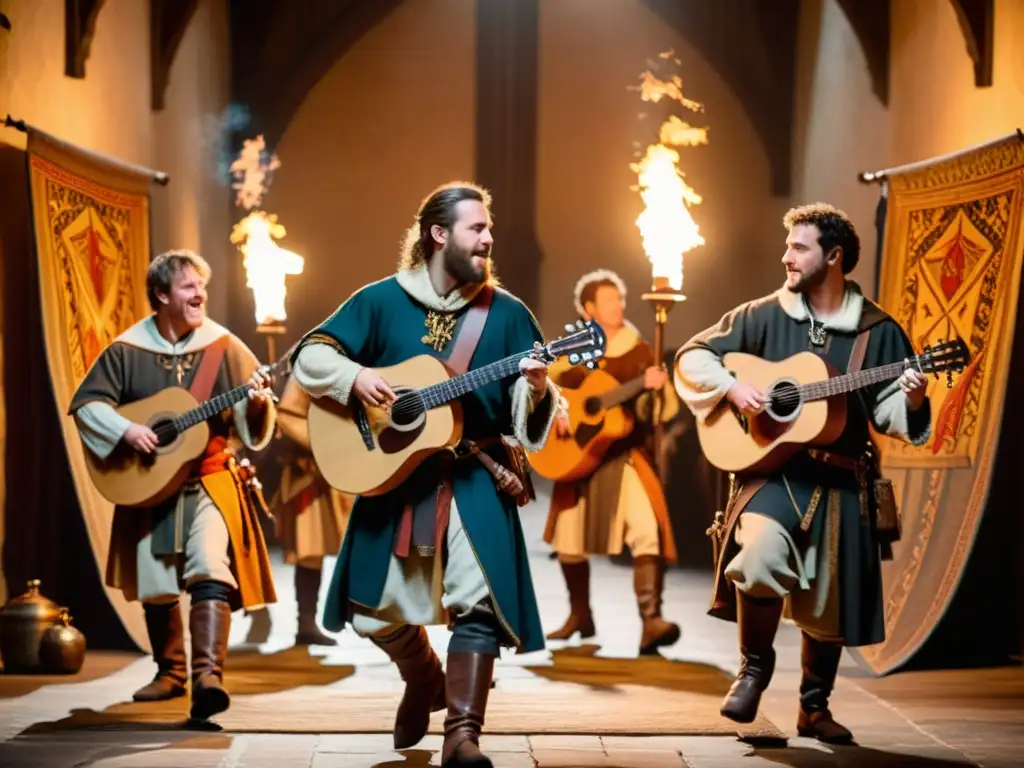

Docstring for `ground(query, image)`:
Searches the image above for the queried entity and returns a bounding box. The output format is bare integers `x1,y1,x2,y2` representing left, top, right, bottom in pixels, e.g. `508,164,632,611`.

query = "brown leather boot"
133,601,188,701
633,555,681,654
372,625,446,749
546,559,596,640
294,565,337,647
796,632,853,743
720,592,783,723
189,599,232,721
441,651,495,767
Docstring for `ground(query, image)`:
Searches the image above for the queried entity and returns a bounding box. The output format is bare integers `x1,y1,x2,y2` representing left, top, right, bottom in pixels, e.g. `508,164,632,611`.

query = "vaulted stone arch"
641,0,800,197
229,0,403,152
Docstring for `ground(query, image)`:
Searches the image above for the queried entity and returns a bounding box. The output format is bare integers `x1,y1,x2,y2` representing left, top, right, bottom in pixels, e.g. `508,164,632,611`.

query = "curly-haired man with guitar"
70,249,278,722
289,182,572,768
539,269,682,656
674,204,945,744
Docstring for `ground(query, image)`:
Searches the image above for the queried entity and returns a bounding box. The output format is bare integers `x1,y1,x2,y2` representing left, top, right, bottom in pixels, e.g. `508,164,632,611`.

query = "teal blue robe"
295,276,551,653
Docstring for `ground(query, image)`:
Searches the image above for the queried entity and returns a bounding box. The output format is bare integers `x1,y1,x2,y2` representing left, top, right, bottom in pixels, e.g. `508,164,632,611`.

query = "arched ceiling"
228,0,403,153
221,0,997,196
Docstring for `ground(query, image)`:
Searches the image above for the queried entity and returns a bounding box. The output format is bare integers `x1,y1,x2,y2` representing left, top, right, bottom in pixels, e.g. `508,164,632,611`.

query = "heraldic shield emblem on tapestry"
853,134,1024,676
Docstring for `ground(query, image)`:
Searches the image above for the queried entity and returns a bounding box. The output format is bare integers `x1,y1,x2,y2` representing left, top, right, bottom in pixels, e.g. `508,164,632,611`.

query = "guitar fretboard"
798,359,911,402
419,353,530,408
172,383,252,431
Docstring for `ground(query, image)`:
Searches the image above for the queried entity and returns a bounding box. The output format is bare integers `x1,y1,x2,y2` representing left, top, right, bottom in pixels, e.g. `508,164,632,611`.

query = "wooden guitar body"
83,387,211,508
696,351,847,474
307,355,462,497
527,368,635,482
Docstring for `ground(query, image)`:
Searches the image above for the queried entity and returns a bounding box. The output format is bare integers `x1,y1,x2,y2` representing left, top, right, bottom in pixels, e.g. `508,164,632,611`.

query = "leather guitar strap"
848,327,870,374
189,335,229,402
395,286,494,558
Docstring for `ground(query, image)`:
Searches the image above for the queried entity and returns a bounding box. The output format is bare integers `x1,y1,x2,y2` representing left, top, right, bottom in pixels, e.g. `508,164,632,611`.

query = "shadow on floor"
523,643,735,695
15,645,355,734
752,744,977,767
0,651,141,699
0,730,234,767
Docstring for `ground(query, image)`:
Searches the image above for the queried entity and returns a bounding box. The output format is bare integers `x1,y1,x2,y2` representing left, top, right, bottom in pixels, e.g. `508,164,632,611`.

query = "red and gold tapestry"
27,130,151,651
851,133,1024,675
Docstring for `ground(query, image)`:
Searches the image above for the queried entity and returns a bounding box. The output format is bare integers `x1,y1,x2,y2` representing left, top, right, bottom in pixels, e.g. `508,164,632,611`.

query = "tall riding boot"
441,651,495,767
546,559,595,640
244,607,272,645
133,601,188,701
633,555,681,654
294,565,337,646
797,632,853,743
189,599,232,721
371,625,447,749
720,592,783,723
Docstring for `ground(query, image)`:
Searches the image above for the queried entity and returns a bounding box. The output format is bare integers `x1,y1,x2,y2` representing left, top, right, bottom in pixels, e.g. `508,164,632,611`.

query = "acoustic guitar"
527,368,647,482
695,338,970,474
82,358,286,508
307,320,607,496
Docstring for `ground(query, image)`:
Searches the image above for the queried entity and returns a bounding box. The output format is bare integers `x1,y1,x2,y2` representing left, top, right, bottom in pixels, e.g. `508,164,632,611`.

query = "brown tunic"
543,334,678,562
69,318,278,610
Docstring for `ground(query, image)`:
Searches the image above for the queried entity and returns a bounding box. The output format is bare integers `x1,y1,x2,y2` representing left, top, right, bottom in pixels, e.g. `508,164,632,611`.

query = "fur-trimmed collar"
603,320,642,357
774,281,865,333
115,315,230,354
395,264,485,312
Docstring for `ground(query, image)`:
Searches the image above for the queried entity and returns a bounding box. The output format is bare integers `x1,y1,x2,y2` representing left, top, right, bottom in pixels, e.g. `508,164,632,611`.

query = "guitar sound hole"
583,396,602,416
151,419,179,448
390,392,425,428
767,381,800,420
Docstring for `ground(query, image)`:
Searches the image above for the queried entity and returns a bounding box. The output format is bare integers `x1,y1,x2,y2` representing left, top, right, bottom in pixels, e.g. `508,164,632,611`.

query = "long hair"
398,182,493,271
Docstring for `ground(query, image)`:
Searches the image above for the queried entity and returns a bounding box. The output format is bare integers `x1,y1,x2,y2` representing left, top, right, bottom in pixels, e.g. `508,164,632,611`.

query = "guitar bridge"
354,402,375,451
729,402,749,434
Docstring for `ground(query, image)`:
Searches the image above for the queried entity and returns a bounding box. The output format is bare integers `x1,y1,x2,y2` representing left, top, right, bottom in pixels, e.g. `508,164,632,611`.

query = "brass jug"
0,579,61,672
40,608,86,674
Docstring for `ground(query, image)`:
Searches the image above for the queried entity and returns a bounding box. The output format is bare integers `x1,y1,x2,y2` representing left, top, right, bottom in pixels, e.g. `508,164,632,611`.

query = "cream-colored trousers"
349,502,490,637
137,488,237,605
724,511,841,642
552,462,661,562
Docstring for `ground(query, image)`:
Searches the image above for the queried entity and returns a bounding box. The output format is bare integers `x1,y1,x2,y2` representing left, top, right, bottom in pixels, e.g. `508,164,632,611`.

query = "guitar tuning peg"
946,370,954,388
564,323,575,333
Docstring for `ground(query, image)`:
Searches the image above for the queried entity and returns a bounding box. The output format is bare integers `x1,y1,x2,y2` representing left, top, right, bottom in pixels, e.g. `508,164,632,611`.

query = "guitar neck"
420,353,530,408
173,383,251,431
600,374,649,409
799,359,908,402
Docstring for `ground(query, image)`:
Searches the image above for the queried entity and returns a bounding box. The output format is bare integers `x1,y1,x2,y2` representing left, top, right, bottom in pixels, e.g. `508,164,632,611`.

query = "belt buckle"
415,545,436,557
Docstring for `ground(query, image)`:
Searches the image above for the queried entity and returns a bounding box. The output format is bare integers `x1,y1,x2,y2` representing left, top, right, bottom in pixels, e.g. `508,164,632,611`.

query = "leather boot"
633,555,681,654
796,632,853,743
189,599,232,721
545,559,595,640
720,592,783,723
133,601,188,701
294,565,337,646
243,607,272,645
441,651,495,767
372,625,446,749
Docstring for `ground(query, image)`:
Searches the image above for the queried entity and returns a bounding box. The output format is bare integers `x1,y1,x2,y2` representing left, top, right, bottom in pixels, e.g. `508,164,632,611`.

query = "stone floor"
0,492,1021,767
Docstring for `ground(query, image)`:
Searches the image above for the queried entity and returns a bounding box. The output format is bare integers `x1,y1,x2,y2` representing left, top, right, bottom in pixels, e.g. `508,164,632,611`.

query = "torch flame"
230,211,304,325
630,52,708,291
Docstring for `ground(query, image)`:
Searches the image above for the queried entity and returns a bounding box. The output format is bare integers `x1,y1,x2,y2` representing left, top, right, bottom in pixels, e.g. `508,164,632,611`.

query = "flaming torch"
229,136,304,361
630,51,708,473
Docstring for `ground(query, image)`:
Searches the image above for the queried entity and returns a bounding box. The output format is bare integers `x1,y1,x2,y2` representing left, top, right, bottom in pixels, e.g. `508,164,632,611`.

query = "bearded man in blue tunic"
291,182,560,767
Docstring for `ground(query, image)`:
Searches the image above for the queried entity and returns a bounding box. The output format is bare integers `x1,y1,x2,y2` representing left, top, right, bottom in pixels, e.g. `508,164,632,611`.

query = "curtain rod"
858,128,1023,184
3,114,170,186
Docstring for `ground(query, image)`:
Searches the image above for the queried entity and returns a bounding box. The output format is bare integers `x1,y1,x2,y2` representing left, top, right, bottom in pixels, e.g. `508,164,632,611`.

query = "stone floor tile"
529,734,605,751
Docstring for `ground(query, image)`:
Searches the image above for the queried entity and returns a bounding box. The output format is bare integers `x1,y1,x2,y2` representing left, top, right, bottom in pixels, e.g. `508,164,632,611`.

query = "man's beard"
444,242,491,285
786,258,829,293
